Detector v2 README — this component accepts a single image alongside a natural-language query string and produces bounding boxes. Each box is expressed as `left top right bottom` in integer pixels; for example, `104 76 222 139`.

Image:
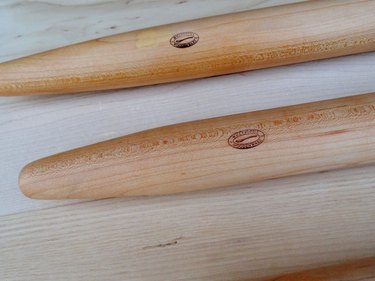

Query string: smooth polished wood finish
19 93 375 199
1 0 375 96
264 257 375 281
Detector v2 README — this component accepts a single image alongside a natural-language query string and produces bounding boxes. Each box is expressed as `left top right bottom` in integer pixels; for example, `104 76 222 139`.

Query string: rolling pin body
19 93 375 199
1 0 375 95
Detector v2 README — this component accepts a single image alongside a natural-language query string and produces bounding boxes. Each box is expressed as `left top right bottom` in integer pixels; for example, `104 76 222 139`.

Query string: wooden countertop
0 0 374 280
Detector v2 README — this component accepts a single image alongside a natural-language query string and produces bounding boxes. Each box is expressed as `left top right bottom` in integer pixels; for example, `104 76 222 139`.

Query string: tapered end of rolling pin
0 50 83 96
18 93 375 200
19 151 103 199
19 161 46 199
19 152 92 200
19 154 97 200
0 40 132 96
2 0 375 96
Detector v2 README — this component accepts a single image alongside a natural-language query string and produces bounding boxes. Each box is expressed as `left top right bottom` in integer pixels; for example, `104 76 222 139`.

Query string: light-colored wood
0 0 327 205
3 165 375 281
0 0 305 64
19 93 375 199
1 0 318 217
264 257 375 281
2 1 375 280
2 50 375 215
1 0 375 96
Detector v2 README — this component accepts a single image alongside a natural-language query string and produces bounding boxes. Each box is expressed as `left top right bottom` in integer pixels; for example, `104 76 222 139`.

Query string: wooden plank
1 165 375 280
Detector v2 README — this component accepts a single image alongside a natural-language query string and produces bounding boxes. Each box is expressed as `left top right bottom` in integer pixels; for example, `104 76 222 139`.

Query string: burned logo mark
228 129 265 149
170 32 199 48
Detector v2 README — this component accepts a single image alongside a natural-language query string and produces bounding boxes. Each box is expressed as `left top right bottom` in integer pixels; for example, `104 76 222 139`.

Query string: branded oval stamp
228 129 265 149
170 32 199 48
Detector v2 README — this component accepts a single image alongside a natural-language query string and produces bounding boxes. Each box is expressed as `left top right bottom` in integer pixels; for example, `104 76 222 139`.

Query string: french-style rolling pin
262 257 375 281
19 93 375 199
1 0 375 96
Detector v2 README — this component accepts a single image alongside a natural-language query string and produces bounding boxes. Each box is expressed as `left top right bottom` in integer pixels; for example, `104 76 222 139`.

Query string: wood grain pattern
264 257 375 281
2 52 375 215
0 0 305 64
3 165 375 281
19 93 375 199
0 0 314 216
1 0 375 96
1 1 375 280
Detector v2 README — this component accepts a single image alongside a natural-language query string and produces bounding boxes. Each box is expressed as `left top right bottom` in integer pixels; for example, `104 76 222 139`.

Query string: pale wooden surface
264 258 375 281
0 0 375 280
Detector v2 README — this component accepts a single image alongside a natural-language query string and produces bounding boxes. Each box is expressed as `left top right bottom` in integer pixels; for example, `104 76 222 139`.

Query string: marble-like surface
0 1 374 280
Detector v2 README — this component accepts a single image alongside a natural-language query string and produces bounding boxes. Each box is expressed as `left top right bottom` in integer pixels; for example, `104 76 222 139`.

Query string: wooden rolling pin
19 93 375 199
1 0 375 96
263 257 375 281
